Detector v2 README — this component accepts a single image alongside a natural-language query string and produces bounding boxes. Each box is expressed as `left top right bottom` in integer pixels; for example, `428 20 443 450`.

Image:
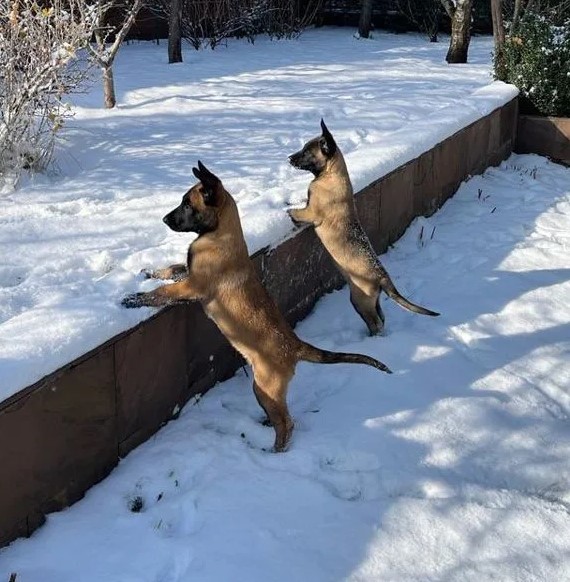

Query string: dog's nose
162 215 168 224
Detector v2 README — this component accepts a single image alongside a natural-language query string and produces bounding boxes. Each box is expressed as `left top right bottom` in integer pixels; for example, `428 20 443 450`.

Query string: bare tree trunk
103 65 116 108
491 0 506 78
512 0 536 32
441 0 473 64
358 0 373 38
512 0 524 30
168 0 182 63
491 0 505 48
88 0 144 109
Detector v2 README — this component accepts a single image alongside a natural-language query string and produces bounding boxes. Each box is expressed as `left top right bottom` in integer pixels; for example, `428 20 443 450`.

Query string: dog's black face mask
162 161 221 235
288 118 337 176
162 193 216 235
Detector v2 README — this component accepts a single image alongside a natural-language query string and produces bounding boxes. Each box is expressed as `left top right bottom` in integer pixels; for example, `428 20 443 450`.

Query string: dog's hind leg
253 375 294 453
376 294 386 331
349 283 384 336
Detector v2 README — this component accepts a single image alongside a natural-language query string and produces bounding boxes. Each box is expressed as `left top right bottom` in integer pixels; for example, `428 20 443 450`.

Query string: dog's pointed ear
195 160 221 206
320 118 337 157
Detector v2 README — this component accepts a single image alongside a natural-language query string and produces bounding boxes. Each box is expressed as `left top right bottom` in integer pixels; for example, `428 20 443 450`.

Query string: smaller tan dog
122 161 391 452
288 120 439 336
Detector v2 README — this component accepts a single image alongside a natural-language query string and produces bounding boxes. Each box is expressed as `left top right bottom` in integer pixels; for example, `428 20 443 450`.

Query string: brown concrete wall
516 115 570 166
0 97 518 548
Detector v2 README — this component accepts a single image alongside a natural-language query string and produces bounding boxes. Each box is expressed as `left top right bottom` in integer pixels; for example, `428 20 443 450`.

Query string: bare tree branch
440 0 456 18
397 0 441 42
105 0 145 67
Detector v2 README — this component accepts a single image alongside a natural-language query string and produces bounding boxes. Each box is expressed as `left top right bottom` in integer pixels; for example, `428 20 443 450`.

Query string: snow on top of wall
0 30 517 402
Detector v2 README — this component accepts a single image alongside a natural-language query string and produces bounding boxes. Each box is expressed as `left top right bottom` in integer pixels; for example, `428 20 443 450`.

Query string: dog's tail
378 270 439 317
297 342 392 374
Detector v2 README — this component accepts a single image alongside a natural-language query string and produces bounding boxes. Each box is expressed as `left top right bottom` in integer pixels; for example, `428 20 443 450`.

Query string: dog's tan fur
123 162 391 452
288 120 439 336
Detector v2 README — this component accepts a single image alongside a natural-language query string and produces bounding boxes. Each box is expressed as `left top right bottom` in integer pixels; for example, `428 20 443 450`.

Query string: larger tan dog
122 161 391 452
288 120 439 336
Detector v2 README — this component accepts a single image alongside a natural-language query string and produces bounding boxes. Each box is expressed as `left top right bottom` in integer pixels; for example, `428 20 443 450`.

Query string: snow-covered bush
497 11 570 116
0 0 101 184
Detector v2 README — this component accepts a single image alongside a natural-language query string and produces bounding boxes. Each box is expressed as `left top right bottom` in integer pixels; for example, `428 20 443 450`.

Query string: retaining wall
0 97 518 548
516 115 570 166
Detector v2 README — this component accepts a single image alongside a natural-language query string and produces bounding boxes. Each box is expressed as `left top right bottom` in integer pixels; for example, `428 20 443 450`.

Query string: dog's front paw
121 292 149 309
287 209 302 227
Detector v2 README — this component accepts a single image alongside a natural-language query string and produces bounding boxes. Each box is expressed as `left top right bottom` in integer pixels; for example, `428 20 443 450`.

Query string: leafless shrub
0 0 104 185
397 0 442 42
151 0 322 50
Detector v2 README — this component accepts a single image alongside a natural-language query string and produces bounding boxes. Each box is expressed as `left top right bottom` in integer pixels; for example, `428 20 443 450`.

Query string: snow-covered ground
0 29 518 402
2 154 569 581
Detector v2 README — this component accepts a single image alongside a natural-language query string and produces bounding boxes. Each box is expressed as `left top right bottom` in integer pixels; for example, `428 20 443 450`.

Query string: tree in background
358 0 373 38
490 0 505 77
440 0 474 63
397 0 441 42
168 0 182 63
86 0 145 108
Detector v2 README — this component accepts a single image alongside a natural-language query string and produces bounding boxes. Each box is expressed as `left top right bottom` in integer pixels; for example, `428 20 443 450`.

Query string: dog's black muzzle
288 151 304 169
163 208 183 232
